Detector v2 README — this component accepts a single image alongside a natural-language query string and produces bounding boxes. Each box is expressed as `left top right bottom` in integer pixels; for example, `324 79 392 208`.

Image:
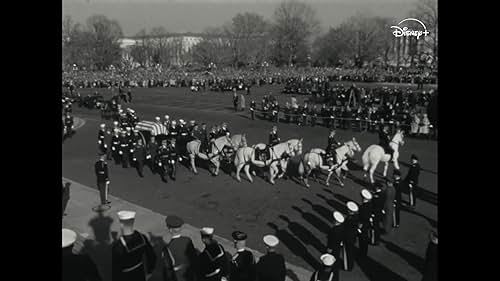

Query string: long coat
383 185 396 233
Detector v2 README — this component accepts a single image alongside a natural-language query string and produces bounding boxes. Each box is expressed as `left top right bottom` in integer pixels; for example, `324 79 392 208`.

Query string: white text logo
391 18 430 40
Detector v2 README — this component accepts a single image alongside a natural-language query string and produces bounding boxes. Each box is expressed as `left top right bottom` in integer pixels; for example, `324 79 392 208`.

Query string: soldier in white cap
327 211 345 261
94 154 110 206
342 202 359 271
111 211 157 281
62 228 102 281
358 189 373 258
198 227 230 281
163 115 171 128
256 235 286 281
97 123 108 156
309 253 339 281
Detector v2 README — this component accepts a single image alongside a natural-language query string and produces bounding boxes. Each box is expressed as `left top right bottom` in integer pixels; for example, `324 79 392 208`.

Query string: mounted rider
379 124 394 160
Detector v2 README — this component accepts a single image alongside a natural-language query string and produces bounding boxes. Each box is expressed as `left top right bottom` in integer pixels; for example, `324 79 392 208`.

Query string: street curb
62 177 313 281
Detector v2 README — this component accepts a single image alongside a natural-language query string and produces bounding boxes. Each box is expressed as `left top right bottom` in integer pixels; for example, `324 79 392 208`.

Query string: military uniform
371 188 385 245
230 231 256 281
112 230 157 281
405 157 421 208
98 129 108 155
249 101 256 120
342 203 359 271
111 133 121 163
63 229 102 281
383 182 396 234
94 158 110 205
198 241 230 281
166 142 179 180
146 140 158 173
326 135 341 155
256 252 286 281
169 126 179 141
64 115 74 137
358 191 373 258
327 212 345 261
393 171 403 227
378 129 393 157
132 142 146 177
161 217 198 281
119 133 131 168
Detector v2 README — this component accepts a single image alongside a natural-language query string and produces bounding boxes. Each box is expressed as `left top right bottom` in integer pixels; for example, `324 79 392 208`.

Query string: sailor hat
117 211 136 221
333 211 345 223
62 228 77 248
361 189 372 200
263 235 279 247
320 253 336 266
347 201 359 213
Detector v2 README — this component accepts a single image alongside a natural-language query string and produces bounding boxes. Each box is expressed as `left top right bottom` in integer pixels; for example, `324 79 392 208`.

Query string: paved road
63 86 437 281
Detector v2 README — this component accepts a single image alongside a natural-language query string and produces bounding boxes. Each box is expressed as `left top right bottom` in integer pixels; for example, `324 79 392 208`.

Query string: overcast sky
63 0 417 36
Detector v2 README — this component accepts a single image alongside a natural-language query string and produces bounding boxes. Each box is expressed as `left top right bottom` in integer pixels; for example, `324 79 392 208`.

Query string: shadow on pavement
267 222 321 270
301 198 333 223
291 206 330 234
315 194 347 214
357 254 408 281
80 210 115 281
402 206 437 228
380 238 425 274
278 215 326 254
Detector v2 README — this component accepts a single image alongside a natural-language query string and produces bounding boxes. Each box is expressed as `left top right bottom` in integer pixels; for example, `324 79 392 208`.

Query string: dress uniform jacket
198 242 230 281
161 236 198 281
342 214 359 270
309 268 339 281
393 178 402 226
326 224 345 259
146 142 158 161
383 185 396 233
326 136 341 154
112 231 157 281
63 249 102 281
256 252 286 281
94 160 109 183
358 201 373 256
98 130 107 151
230 249 256 281
405 162 421 186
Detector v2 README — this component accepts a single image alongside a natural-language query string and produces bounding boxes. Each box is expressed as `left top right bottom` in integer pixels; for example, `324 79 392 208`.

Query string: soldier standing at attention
326 212 345 261
358 189 373 259
382 180 396 235
132 138 146 178
405 154 421 209
94 154 110 206
250 100 256 120
256 235 286 281
112 211 157 281
230 231 256 281
161 216 198 281
198 227 230 281
146 136 158 174
393 170 403 228
309 254 339 281
342 202 359 271
62 229 102 281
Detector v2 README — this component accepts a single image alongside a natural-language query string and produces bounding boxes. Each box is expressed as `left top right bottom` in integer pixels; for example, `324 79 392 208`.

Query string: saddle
256 147 270 161
320 152 335 165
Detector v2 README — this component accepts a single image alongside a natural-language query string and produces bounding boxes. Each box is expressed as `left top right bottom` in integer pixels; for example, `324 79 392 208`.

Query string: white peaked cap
263 235 279 247
164 115 170 119
201 227 214 235
100 124 106 128
347 201 359 212
361 189 373 200
62 228 77 248
155 116 161 121
320 254 336 266
117 211 136 221
333 211 345 223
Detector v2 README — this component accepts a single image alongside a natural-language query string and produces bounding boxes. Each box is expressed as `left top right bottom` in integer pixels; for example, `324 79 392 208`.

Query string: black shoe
105 200 111 204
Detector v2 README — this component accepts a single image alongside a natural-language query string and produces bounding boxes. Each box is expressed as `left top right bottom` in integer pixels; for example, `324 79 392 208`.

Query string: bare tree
86 14 123 70
272 0 320 66
150 26 169 65
410 0 437 65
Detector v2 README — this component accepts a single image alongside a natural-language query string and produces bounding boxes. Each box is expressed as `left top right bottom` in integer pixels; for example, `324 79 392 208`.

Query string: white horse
186 135 233 176
234 139 302 184
362 130 405 183
230 134 248 149
299 138 362 188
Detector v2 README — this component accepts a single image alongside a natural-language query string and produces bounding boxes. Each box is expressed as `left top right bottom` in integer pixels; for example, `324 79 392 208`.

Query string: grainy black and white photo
62 0 438 281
